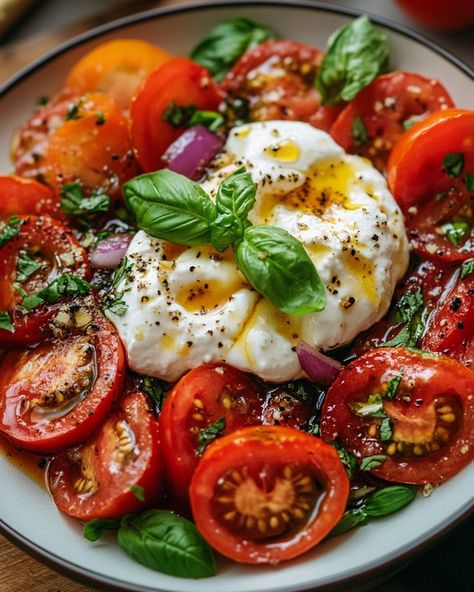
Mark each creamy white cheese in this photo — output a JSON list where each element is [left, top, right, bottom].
[[107, 121, 409, 382]]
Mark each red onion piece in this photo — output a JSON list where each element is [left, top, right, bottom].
[[161, 125, 224, 180], [296, 341, 343, 385], [90, 233, 132, 269]]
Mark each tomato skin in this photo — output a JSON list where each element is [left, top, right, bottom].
[[190, 425, 349, 564], [0, 215, 90, 347], [130, 58, 222, 172], [395, 0, 474, 30], [48, 389, 162, 520], [321, 348, 474, 484], [66, 39, 172, 110], [158, 363, 263, 504], [330, 71, 454, 171], [0, 176, 63, 219], [221, 40, 324, 124], [0, 315, 125, 453]]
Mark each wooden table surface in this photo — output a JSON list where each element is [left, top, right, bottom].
[[0, 1, 472, 591]]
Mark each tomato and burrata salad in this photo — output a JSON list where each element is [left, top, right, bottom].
[[0, 14, 473, 578]]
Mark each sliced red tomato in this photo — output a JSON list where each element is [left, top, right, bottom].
[[422, 271, 474, 367], [65, 39, 172, 111], [0, 315, 125, 453], [320, 348, 474, 484], [189, 425, 349, 564], [0, 176, 63, 219], [261, 380, 318, 429], [221, 40, 340, 129], [388, 109, 474, 263], [330, 72, 454, 171], [48, 388, 161, 520], [130, 58, 222, 172], [158, 363, 263, 504], [0, 215, 90, 346], [43, 92, 138, 199]]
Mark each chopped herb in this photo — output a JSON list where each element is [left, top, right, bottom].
[[0, 311, 13, 332], [103, 293, 128, 316], [383, 289, 426, 348], [461, 258, 474, 280], [16, 251, 44, 283], [435, 191, 447, 202], [95, 112, 106, 125], [197, 417, 226, 455], [65, 99, 84, 121], [161, 102, 197, 127], [351, 393, 386, 418], [305, 421, 320, 437], [83, 519, 120, 542], [141, 376, 167, 412], [60, 183, 110, 218], [21, 273, 91, 312], [402, 117, 417, 131], [130, 484, 145, 502], [467, 173, 474, 192], [188, 109, 225, 132], [384, 373, 403, 400], [330, 441, 356, 479], [443, 152, 464, 178], [352, 114, 368, 147], [0, 216, 21, 248], [112, 257, 133, 288], [379, 417, 393, 442], [103, 258, 133, 317], [441, 220, 469, 246], [36, 95, 49, 106], [360, 454, 388, 472]]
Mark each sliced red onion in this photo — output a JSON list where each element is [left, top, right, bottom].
[[161, 124, 224, 180], [296, 341, 343, 385], [90, 233, 132, 269]]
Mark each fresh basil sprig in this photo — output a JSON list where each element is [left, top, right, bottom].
[[84, 510, 216, 579], [124, 168, 326, 316], [330, 485, 416, 537], [190, 17, 277, 81], [21, 273, 91, 312], [60, 183, 110, 218], [316, 16, 389, 105]]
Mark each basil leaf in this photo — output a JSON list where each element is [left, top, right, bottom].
[[443, 152, 464, 178], [211, 167, 256, 251], [103, 293, 128, 316], [22, 273, 91, 312], [197, 417, 226, 455], [351, 393, 386, 418], [235, 225, 326, 315], [123, 170, 216, 246], [384, 373, 403, 400], [441, 220, 469, 246], [316, 16, 389, 105], [118, 510, 216, 578], [360, 454, 388, 471], [130, 484, 145, 502], [329, 508, 369, 537], [188, 110, 225, 132], [60, 183, 110, 217], [364, 485, 416, 518], [162, 102, 197, 127], [435, 191, 447, 202], [0, 216, 21, 248], [83, 519, 120, 542], [379, 417, 393, 442], [352, 114, 368, 147], [16, 251, 44, 283], [190, 17, 276, 81], [0, 311, 13, 333], [65, 99, 83, 121], [112, 257, 133, 289], [141, 376, 167, 413], [95, 112, 106, 125], [461, 258, 474, 279], [467, 173, 474, 192], [383, 289, 425, 348], [330, 441, 356, 479]]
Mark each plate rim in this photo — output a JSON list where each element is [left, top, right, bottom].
[[0, 1, 473, 591]]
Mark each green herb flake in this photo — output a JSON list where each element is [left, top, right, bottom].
[[330, 441, 356, 479], [435, 191, 447, 202], [379, 417, 393, 442], [467, 173, 474, 192], [83, 519, 120, 542], [384, 373, 403, 400], [350, 393, 385, 418], [36, 95, 49, 106], [0, 216, 21, 248], [21, 273, 91, 312], [103, 292, 128, 316], [60, 183, 110, 218], [461, 258, 474, 280], [197, 417, 226, 455], [352, 114, 368, 147], [360, 454, 388, 472], [65, 99, 83, 121], [16, 251, 44, 283], [441, 220, 469, 246], [402, 117, 418, 131], [188, 110, 225, 132], [0, 311, 13, 333], [141, 376, 167, 412], [130, 484, 145, 502], [383, 289, 426, 348], [95, 112, 106, 125], [443, 152, 464, 178], [161, 102, 197, 128]]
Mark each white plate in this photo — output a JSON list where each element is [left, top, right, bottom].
[[0, 2, 473, 591]]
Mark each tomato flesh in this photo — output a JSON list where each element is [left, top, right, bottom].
[[48, 389, 162, 520], [0, 176, 63, 219], [190, 425, 349, 564]]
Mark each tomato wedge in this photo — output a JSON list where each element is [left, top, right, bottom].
[[388, 109, 474, 263], [48, 388, 161, 520], [130, 58, 222, 172], [320, 348, 474, 484], [0, 176, 63, 219], [66, 39, 172, 111], [330, 71, 454, 171], [159, 363, 263, 504], [0, 315, 125, 453], [0, 215, 90, 346], [190, 425, 349, 564]]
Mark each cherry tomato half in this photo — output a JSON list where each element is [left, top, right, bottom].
[[321, 348, 474, 484], [190, 425, 349, 564], [0, 315, 125, 453], [0, 176, 63, 220], [66, 39, 172, 111], [330, 71, 454, 171], [388, 109, 474, 263], [0, 215, 90, 346], [395, 0, 474, 31], [48, 388, 162, 520], [159, 363, 263, 504], [130, 58, 222, 172]]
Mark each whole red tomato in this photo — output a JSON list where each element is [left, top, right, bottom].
[[395, 0, 474, 30]]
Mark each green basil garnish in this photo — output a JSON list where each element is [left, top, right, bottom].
[[16, 251, 44, 283], [382, 289, 426, 348], [316, 16, 389, 105], [0, 311, 13, 333], [351, 393, 385, 418], [162, 102, 225, 132], [0, 216, 21, 248], [443, 152, 464, 178], [467, 173, 474, 192], [83, 519, 120, 542], [235, 225, 326, 315], [103, 257, 133, 317], [129, 484, 145, 502], [141, 376, 167, 413], [21, 273, 91, 312], [461, 258, 474, 279], [123, 170, 216, 247], [384, 373, 403, 400], [60, 183, 110, 218], [379, 417, 393, 441], [352, 114, 368, 147], [330, 441, 356, 479], [190, 17, 276, 81], [329, 507, 368, 537], [441, 220, 469, 246], [197, 417, 226, 455], [188, 110, 225, 132], [360, 454, 388, 471], [210, 167, 256, 251]]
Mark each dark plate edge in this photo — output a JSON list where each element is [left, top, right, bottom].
[[0, 1, 473, 591]]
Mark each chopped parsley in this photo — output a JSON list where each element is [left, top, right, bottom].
[[441, 220, 469, 246], [60, 183, 110, 218], [197, 417, 226, 455], [16, 251, 44, 283], [21, 273, 91, 312], [443, 152, 464, 178], [65, 99, 84, 121]]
